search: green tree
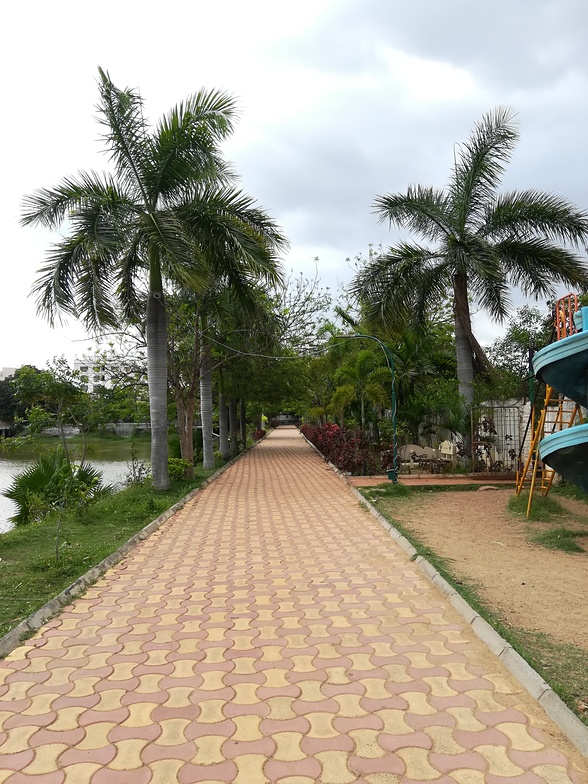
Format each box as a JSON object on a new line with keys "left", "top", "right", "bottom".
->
{"left": 11, "top": 361, "right": 89, "bottom": 457}
{"left": 22, "top": 69, "right": 285, "bottom": 489}
{"left": 351, "top": 107, "right": 588, "bottom": 406}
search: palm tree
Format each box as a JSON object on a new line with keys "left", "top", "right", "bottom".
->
{"left": 22, "top": 68, "right": 285, "bottom": 489}
{"left": 351, "top": 107, "right": 588, "bottom": 406}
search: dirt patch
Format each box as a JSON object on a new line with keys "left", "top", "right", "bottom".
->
{"left": 375, "top": 488, "right": 588, "bottom": 651}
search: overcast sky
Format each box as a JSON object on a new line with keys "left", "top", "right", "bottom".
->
{"left": 2, "top": 0, "right": 587, "bottom": 371}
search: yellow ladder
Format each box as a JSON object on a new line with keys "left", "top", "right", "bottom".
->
{"left": 516, "top": 385, "right": 583, "bottom": 516}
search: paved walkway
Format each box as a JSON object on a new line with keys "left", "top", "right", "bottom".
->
{"left": 0, "top": 427, "right": 586, "bottom": 783}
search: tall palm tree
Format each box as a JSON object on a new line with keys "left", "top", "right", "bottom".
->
{"left": 22, "top": 69, "right": 285, "bottom": 488}
{"left": 351, "top": 107, "right": 588, "bottom": 406}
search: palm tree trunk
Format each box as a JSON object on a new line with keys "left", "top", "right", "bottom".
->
{"left": 240, "top": 400, "right": 247, "bottom": 449}
{"left": 453, "top": 273, "right": 475, "bottom": 407}
{"left": 229, "top": 399, "right": 238, "bottom": 457}
{"left": 219, "top": 384, "right": 230, "bottom": 461}
{"left": 200, "top": 338, "right": 214, "bottom": 470}
{"left": 147, "top": 248, "right": 170, "bottom": 490}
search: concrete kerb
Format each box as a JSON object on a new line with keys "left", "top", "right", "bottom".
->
{"left": 297, "top": 431, "right": 588, "bottom": 759}
{"left": 0, "top": 444, "right": 256, "bottom": 660}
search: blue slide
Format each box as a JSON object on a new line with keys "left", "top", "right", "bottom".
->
{"left": 532, "top": 307, "right": 588, "bottom": 493}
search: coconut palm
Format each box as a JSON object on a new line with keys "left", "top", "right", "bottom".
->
{"left": 351, "top": 107, "right": 588, "bottom": 405}
{"left": 22, "top": 69, "right": 286, "bottom": 488}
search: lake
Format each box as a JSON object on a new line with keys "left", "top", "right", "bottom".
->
{"left": 0, "top": 440, "right": 151, "bottom": 534}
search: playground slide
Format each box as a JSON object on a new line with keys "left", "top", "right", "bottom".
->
{"left": 532, "top": 307, "right": 588, "bottom": 493}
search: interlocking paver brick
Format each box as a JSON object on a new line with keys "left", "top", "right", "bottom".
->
{"left": 0, "top": 427, "right": 586, "bottom": 782}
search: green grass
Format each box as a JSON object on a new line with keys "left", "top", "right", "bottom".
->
{"left": 361, "top": 487, "right": 588, "bottom": 725}
{"left": 531, "top": 527, "right": 588, "bottom": 553}
{"left": 508, "top": 491, "right": 569, "bottom": 522}
{"left": 0, "top": 469, "right": 216, "bottom": 641}
{"left": 552, "top": 483, "right": 588, "bottom": 503}
{"left": 364, "top": 482, "right": 505, "bottom": 497}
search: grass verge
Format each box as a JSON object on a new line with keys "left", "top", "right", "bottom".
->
{"left": 0, "top": 469, "right": 215, "bottom": 640}
{"left": 360, "top": 484, "right": 588, "bottom": 726}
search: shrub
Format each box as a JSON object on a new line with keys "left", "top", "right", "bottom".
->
{"left": 252, "top": 430, "right": 266, "bottom": 441}
{"left": 5, "top": 450, "right": 112, "bottom": 525}
{"left": 300, "top": 423, "right": 376, "bottom": 475}
{"left": 167, "top": 457, "right": 192, "bottom": 481}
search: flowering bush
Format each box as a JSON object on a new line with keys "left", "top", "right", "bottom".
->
{"left": 300, "top": 423, "right": 376, "bottom": 475}
{"left": 252, "top": 429, "right": 266, "bottom": 441}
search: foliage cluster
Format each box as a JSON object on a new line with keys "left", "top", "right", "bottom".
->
{"left": 5, "top": 450, "right": 112, "bottom": 526}
{"left": 300, "top": 423, "right": 375, "bottom": 475}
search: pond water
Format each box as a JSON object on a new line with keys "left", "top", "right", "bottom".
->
{"left": 0, "top": 440, "right": 151, "bottom": 534}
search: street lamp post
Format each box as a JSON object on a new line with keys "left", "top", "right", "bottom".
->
{"left": 343, "top": 333, "right": 398, "bottom": 483}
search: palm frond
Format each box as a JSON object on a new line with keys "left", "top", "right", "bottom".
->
{"left": 480, "top": 190, "right": 588, "bottom": 246}
{"left": 449, "top": 106, "right": 519, "bottom": 231}
{"left": 496, "top": 238, "right": 588, "bottom": 298}
{"left": 96, "top": 67, "right": 152, "bottom": 204}
{"left": 31, "top": 234, "right": 120, "bottom": 330}
{"left": 350, "top": 243, "right": 450, "bottom": 332}
{"left": 153, "top": 90, "right": 239, "bottom": 197}
{"left": 21, "top": 171, "right": 132, "bottom": 228}
{"left": 178, "top": 185, "right": 287, "bottom": 292}
{"left": 460, "top": 237, "right": 511, "bottom": 322}
{"left": 373, "top": 185, "right": 452, "bottom": 242}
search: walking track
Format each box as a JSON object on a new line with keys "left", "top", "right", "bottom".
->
{"left": 1, "top": 427, "right": 586, "bottom": 783}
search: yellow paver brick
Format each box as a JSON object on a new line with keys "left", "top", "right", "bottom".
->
{"left": 315, "top": 749, "right": 356, "bottom": 783}
{"left": 200, "top": 670, "right": 227, "bottom": 691}
{"left": 446, "top": 706, "right": 487, "bottom": 731}
{"left": 232, "top": 657, "right": 257, "bottom": 675}
{"left": 202, "top": 647, "right": 228, "bottom": 664}
{"left": 232, "top": 682, "right": 260, "bottom": 704}
{"left": 306, "top": 712, "right": 338, "bottom": 738}
{"left": 198, "top": 700, "right": 227, "bottom": 723}
{"left": 533, "top": 764, "right": 579, "bottom": 783}
{"left": 22, "top": 743, "right": 68, "bottom": 774}
{"left": 67, "top": 676, "right": 101, "bottom": 697}
{"left": 399, "top": 691, "right": 436, "bottom": 716}
{"left": 149, "top": 759, "right": 184, "bottom": 783}
{"left": 93, "top": 688, "right": 127, "bottom": 711}
{"left": 424, "top": 725, "right": 467, "bottom": 754}
{"left": 496, "top": 721, "right": 545, "bottom": 751}
{"left": 231, "top": 715, "right": 263, "bottom": 741}
{"left": 274, "top": 778, "right": 315, "bottom": 784}
{"left": 156, "top": 717, "right": 191, "bottom": 745}
{"left": 290, "top": 655, "right": 316, "bottom": 672}
{"left": 333, "top": 694, "right": 368, "bottom": 718}
{"left": 375, "top": 709, "right": 413, "bottom": 735}
{"left": 262, "top": 669, "right": 291, "bottom": 688}
{"left": 297, "top": 680, "right": 325, "bottom": 702}
{"left": 447, "top": 770, "right": 486, "bottom": 784}
{"left": 476, "top": 744, "right": 525, "bottom": 776}
{"left": 133, "top": 674, "right": 163, "bottom": 694}
{"left": 61, "top": 763, "right": 103, "bottom": 781}
{"left": 349, "top": 728, "right": 386, "bottom": 758}
{"left": 467, "top": 689, "right": 510, "bottom": 712}
{"left": 267, "top": 697, "right": 296, "bottom": 720}
{"left": 192, "top": 734, "right": 226, "bottom": 764}
{"left": 362, "top": 678, "right": 392, "bottom": 700}
{"left": 49, "top": 706, "right": 88, "bottom": 732}
{"left": 1, "top": 725, "right": 38, "bottom": 753}
{"left": 233, "top": 753, "right": 270, "bottom": 784}
{"left": 272, "top": 731, "right": 306, "bottom": 761}
{"left": 75, "top": 722, "right": 115, "bottom": 749}
{"left": 396, "top": 747, "right": 441, "bottom": 780}
{"left": 122, "top": 702, "right": 158, "bottom": 727}
{"left": 423, "top": 676, "right": 458, "bottom": 697}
